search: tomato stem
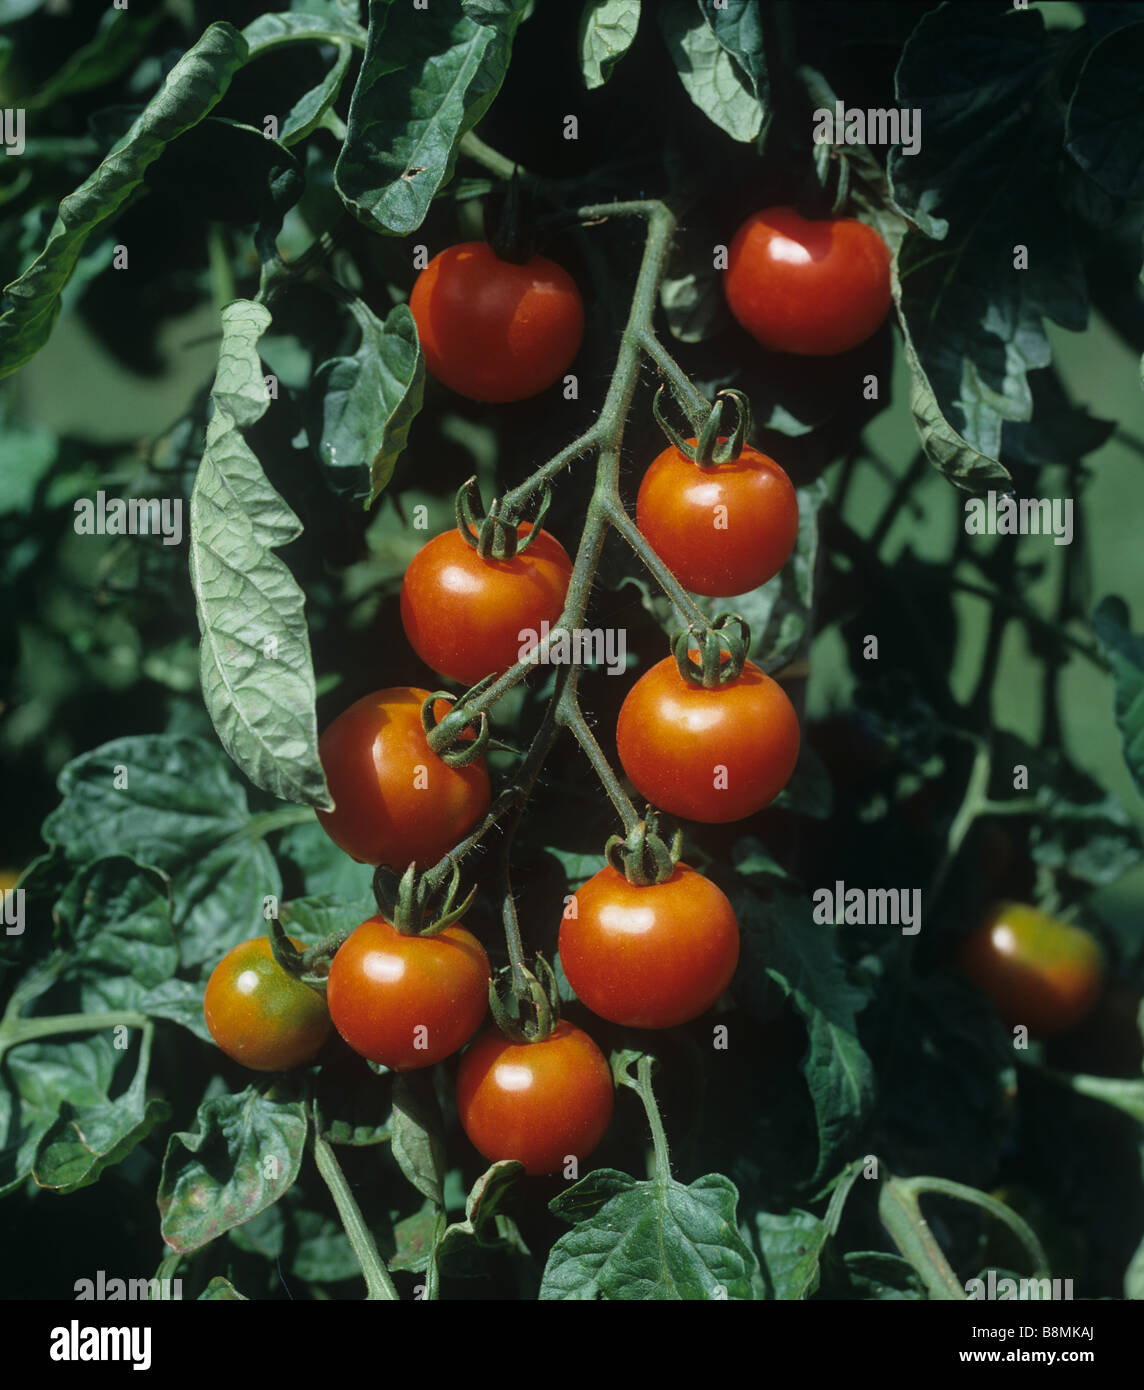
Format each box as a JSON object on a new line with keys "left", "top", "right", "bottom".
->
{"left": 311, "top": 1121, "right": 400, "bottom": 1300}
{"left": 898, "top": 1175, "right": 1051, "bottom": 1279}
{"left": 876, "top": 1171, "right": 966, "bottom": 1300}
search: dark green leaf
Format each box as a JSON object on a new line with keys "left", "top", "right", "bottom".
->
{"left": 1092, "top": 595, "right": 1144, "bottom": 801}
{"left": 0, "top": 22, "right": 248, "bottom": 378}
{"left": 308, "top": 301, "right": 424, "bottom": 505}
{"left": 541, "top": 1169, "right": 758, "bottom": 1299}
{"left": 755, "top": 1207, "right": 828, "bottom": 1299}
{"left": 1066, "top": 22, "right": 1144, "bottom": 199}
{"left": 41, "top": 734, "right": 281, "bottom": 970}
{"left": 391, "top": 1071, "right": 446, "bottom": 1207}
{"left": 335, "top": 0, "right": 529, "bottom": 235}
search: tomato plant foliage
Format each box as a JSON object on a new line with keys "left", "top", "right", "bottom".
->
{"left": 1, "top": 0, "right": 1143, "bottom": 1311}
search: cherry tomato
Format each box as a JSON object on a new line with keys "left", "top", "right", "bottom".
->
{"left": 400, "top": 523, "right": 573, "bottom": 686}
{"left": 724, "top": 206, "right": 892, "bottom": 356}
{"left": 326, "top": 913, "right": 490, "bottom": 1070}
{"left": 959, "top": 902, "right": 1105, "bottom": 1039}
{"left": 455, "top": 1021, "right": 614, "bottom": 1176}
{"left": 204, "top": 936, "right": 332, "bottom": 1071}
{"left": 615, "top": 656, "right": 800, "bottom": 823}
{"left": 409, "top": 242, "right": 584, "bottom": 402}
{"left": 560, "top": 863, "right": 739, "bottom": 1028}
{"left": 317, "top": 687, "right": 490, "bottom": 869}
{"left": 636, "top": 437, "right": 798, "bottom": 596}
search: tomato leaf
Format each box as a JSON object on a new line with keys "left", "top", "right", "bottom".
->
{"left": 730, "top": 882, "right": 875, "bottom": 1187}
{"left": 578, "top": 0, "right": 641, "bottom": 91}
{"left": 307, "top": 301, "right": 424, "bottom": 506}
{"left": 391, "top": 1072, "right": 447, "bottom": 1208}
{"left": 53, "top": 857, "right": 177, "bottom": 1013}
{"left": 541, "top": 1169, "right": 758, "bottom": 1300}
{"left": 158, "top": 1089, "right": 308, "bottom": 1253}
{"left": 41, "top": 734, "right": 281, "bottom": 971}
{"left": 657, "top": 0, "right": 765, "bottom": 144}
{"left": 890, "top": 6, "right": 1088, "bottom": 488}
{"left": 754, "top": 1208, "right": 829, "bottom": 1299}
{"left": 0, "top": 22, "right": 248, "bottom": 379}
{"left": 241, "top": 11, "right": 368, "bottom": 146}
{"left": 1065, "top": 21, "right": 1144, "bottom": 200}
{"left": 1092, "top": 595, "right": 1144, "bottom": 803}
{"left": 334, "top": 0, "right": 529, "bottom": 236}
{"left": 435, "top": 1163, "right": 531, "bottom": 1276}
{"left": 191, "top": 300, "right": 331, "bottom": 813}
{"left": 32, "top": 1026, "right": 171, "bottom": 1195}
{"left": 0, "top": 1036, "right": 119, "bottom": 1197}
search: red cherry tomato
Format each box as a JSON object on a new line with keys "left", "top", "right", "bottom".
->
{"left": 400, "top": 523, "right": 573, "bottom": 686}
{"left": 560, "top": 863, "right": 739, "bottom": 1028}
{"left": 615, "top": 656, "right": 800, "bottom": 823}
{"left": 409, "top": 242, "right": 584, "bottom": 402}
{"left": 959, "top": 902, "right": 1105, "bottom": 1040}
{"left": 326, "top": 913, "right": 490, "bottom": 1070}
{"left": 636, "top": 437, "right": 798, "bottom": 596}
{"left": 724, "top": 206, "right": 892, "bottom": 356}
{"left": 204, "top": 936, "right": 332, "bottom": 1071}
{"left": 316, "top": 687, "right": 490, "bottom": 868}
{"left": 455, "top": 1021, "right": 614, "bottom": 1176}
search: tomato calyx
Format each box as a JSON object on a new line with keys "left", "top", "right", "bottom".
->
{"left": 652, "top": 385, "right": 750, "bottom": 467}
{"left": 487, "top": 166, "right": 535, "bottom": 266}
{"left": 454, "top": 476, "right": 552, "bottom": 561}
{"left": 266, "top": 915, "right": 335, "bottom": 996}
{"left": 421, "top": 686, "right": 492, "bottom": 766}
{"left": 604, "top": 808, "right": 682, "bottom": 887}
{"left": 671, "top": 613, "right": 750, "bottom": 687}
{"left": 488, "top": 958, "right": 561, "bottom": 1044}
{"left": 370, "top": 858, "right": 478, "bottom": 938}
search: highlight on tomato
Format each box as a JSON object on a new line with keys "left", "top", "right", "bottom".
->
{"left": 409, "top": 241, "right": 584, "bottom": 402}
{"left": 400, "top": 522, "right": 573, "bottom": 686}
{"left": 724, "top": 205, "right": 892, "bottom": 356}
{"left": 326, "top": 913, "right": 491, "bottom": 1070}
{"left": 203, "top": 936, "right": 332, "bottom": 1072}
{"left": 560, "top": 862, "right": 740, "bottom": 1028}
{"left": 316, "top": 687, "right": 490, "bottom": 869}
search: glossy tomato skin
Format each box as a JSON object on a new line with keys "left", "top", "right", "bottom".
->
{"left": 400, "top": 524, "right": 573, "bottom": 686}
{"left": 636, "top": 438, "right": 798, "bottom": 596}
{"left": 959, "top": 902, "right": 1105, "bottom": 1039}
{"left": 560, "top": 864, "right": 739, "bottom": 1028}
{"left": 204, "top": 936, "right": 332, "bottom": 1072}
{"left": 724, "top": 206, "right": 892, "bottom": 356}
{"left": 456, "top": 1021, "right": 614, "bottom": 1176}
{"left": 316, "top": 688, "right": 490, "bottom": 869}
{"left": 326, "top": 914, "right": 490, "bottom": 1070}
{"left": 409, "top": 242, "right": 584, "bottom": 402}
{"left": 616, "top": 657, "right": 800, "bottom": 823}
